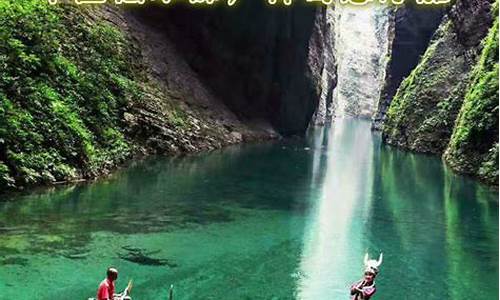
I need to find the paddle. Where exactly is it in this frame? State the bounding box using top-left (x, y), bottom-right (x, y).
top-left (116, 280), bottom-right (133, 300)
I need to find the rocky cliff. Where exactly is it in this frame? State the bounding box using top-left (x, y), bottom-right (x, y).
top-left (444, 3), bottom-right (498, 185)
top-left (372, 3), bottom-right (446, 129)
top-left (309, 7), bottom-right (337, 127)
top-left (0, 1), bottom-right (334, 190)
top-left (332, 4), bottom-right (391, 118)
top-left (382, 0), bottom-right (497, 184)
top-left (132, 2), bottom-right (335, 134)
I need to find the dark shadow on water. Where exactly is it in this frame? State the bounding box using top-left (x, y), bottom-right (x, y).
top-left (1, 256), bottom-right (29, 266)
top-left (118, 246), bottom-right (177, 267)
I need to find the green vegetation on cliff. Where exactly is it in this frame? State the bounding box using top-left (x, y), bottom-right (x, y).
top-left (445, 7), bottom-right (499, 185)
top-left (0, 0), bottom-right (197, 188)
top-left (0, 1), bottom-right (161, 189)
top-left (383, 0), bottom-right (497, 186)
top-left (382, 19), bottom-right (470, 154)
top-left (0, 0), bottom-right (274, 191)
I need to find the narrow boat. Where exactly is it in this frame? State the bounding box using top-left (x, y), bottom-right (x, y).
top-left (88, 280), bottom-right (133, 300)
top-left (88, 282), bottom-right (174, 300)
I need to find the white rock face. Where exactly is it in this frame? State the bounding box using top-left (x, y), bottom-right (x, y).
top-left (332, 3), bottom-right (390, 119)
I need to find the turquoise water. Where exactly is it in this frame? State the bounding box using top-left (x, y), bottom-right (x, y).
top-left (0, 118), bottom-right (497, 299)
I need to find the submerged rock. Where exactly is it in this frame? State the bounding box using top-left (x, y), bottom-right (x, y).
top-left (119, 246), bottom-right (177, 267)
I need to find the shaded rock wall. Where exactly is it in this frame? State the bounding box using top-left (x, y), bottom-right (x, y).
top-left (309, 7), bottom-right (337, 127)
top-left (99, 5), bottom-right (278, 151)
top-left (372, 4), bottom-right (446, 129)
top-left (133, 3), bottom-right (335, 135)
top-left (0, 1), bottom-right (337, 190)
top-left (382, 0), bottom-right (496, 184)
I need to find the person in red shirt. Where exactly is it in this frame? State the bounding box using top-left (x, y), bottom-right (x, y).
top-left (97, 267), bottom-right (118, 300)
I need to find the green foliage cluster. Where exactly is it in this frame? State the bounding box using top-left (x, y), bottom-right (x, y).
top-left (0, 0), bottom-right (143, 188)
top-left (445, 6), bottom-right (499, 185)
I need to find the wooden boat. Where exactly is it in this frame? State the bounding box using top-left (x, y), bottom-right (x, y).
top-left (88, 283), bottom-right (174, 300)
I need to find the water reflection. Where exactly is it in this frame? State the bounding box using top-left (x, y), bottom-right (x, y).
top-left (297, 118), bottom-right (498, 299)
top-left (4, 144), bottom-right (306, 221)
top-left (0, 119), bottom-right (497, 299)
top-left (365, 132), bottom-right (498, 298)
top-left (298, 118), bottom-right (376, 299)
top-left (0, 140), bottom-right (319, 299)
top-left (443, 168), bottom-right (498, 299)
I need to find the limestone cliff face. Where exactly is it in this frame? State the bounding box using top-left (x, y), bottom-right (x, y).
top-left (331, 4), bottom-right (391, 119)
top-left (382, 0), bottom-right (497, 184)
top-left (133, 3), bottom-right (336, 135)
top-left (372, 4), bottom-right (445, 130)
top-left (0, 1), bottom-right (336, 190)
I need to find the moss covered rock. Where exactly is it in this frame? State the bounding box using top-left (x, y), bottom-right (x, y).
top-left (382, 18), bottom-right (473, 153)
top-left (382, 0), bottom-right (497, 185)
top-left (373, 4), bottom-right (446, 130)
top-left (444, 5), bottom-right (499, 185)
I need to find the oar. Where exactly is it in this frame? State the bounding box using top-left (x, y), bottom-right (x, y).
top-left (168, 284), bottom-right (174, 300)
top-left (118, 280), bottom-right (133, 300)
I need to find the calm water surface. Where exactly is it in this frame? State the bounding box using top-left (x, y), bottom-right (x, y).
top-left (0, 118), bottom-right (497, 299)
